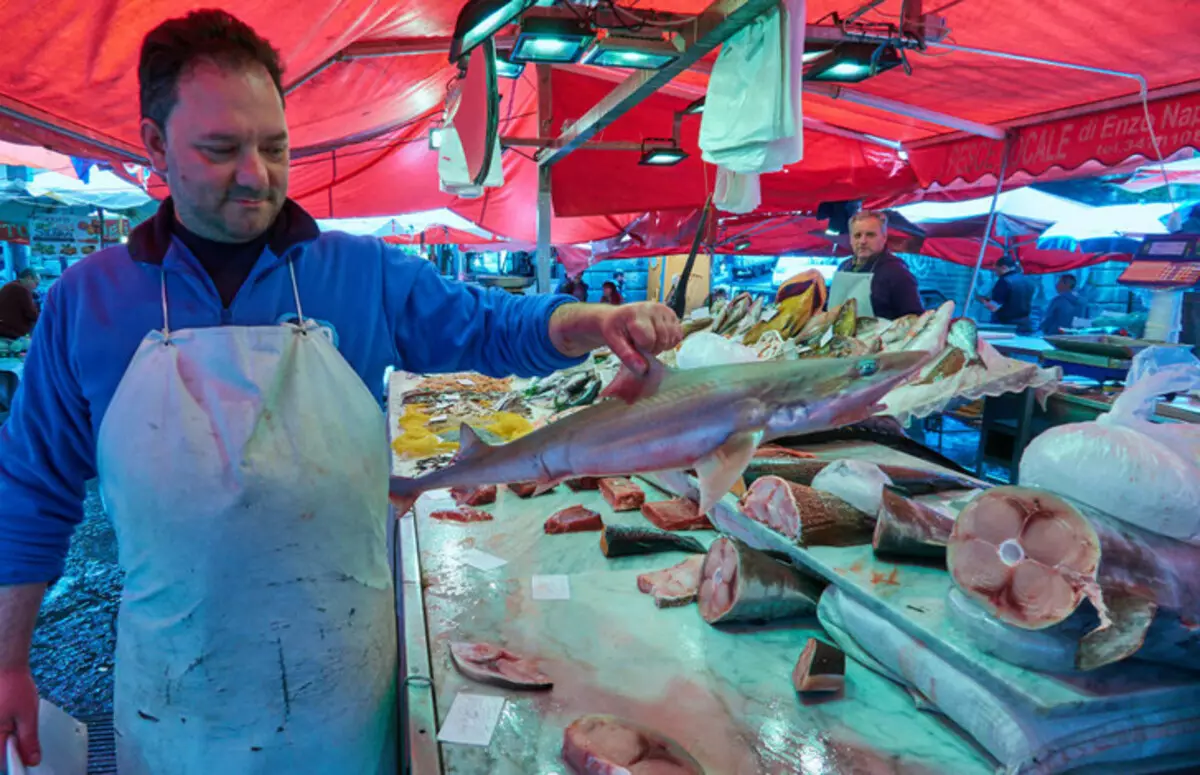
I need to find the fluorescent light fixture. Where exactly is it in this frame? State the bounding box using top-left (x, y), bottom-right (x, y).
top-left (495, 51), bottom-right (525, 78)
top-left (580, 30), bottom-right (683, 70)
top-left (734, 239), bottom-right (752, 251)
top-left (805, 43), bottom-right (902, 83)
top-left (511, 15), bottom-right (594, 63)
top-left (450, 0), bottom-right (534, 63)
top-left (429, 127), bottom-right (444, 150)
top-left (899, 148), bottom-right (910, 161)
top-left (639, 140), bottom-right (688, 166)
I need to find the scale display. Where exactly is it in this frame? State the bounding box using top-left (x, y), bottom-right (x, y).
top-left (1120, 233), bottom-right (1200, 288)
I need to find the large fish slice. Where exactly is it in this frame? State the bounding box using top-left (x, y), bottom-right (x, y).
top-left (389, 351), bottom-right (932, 517)
top-left (562, 715), bottom-right (705, 775)
top-left (697, 537), bottom-right (825, 624)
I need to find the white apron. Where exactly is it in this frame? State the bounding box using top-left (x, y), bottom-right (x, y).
top-left (827, 267), bottom-right (876, 317)
top-left (96, 262), bottom-right (397, 774)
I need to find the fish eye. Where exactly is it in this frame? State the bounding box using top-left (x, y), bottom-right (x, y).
top-left (858, 359), bottom-right (879, 377)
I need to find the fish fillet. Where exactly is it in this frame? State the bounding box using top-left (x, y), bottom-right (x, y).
top-left (872, 486), bottom-right (956, 561)
top-left (636, 556), bottom-right (705, 608)
top-left (739, 476), bottom-right (875, 546)
top-left (562, 715), bottom-right (705, 775)
top-left (431, 507), bottom-right (493, 523)
top-left (599, 478), bottom-right (646, 512)
top-left (640, 499), bottom-right (713, 531)
top-left (697, 537), bottom-right (824, 625)
top-left (451, 485), bottom-right (497, 507)
top-left (449, 642), bottom-right (552, 690)
top-left (544, 505), bottom-right (604, 534)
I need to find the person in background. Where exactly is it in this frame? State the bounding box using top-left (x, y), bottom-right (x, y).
top-left (0, 268), bottom-right (40, 341)
top-left (555, 271), bottom-right (589, 302)
top-left (1040, 274), bottom-right (1086, 335)
top-left (979, 255), bottom-right (1036, 334)
top-left (829, 211), bottom-right (923, 320)
top-left (706, 287), bottom-right (729, 308)
top-left (601, 280), bottom-right (623, 305)
top-left (0, 11), bottom-right (682, 774)
top-left (613, 270), bottom-right (626, 295)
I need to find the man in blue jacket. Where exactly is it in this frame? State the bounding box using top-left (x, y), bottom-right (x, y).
top-left (0, 10), bottom-right (681, 774)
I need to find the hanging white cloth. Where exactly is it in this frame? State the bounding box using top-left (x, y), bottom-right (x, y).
top-left (96, 261), bottom-right (397, 774)
top-left (828, 266), bottom-right (876, 317)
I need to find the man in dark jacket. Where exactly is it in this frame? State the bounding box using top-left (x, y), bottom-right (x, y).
top-left (0, 269), bottom-right (40, 340)
top-left (979, 255), bottom-right (1036, 334)
top-left (830, 211), bottom-right (923, 320)
top-left (1040, 274), bottom-right (1086, 335)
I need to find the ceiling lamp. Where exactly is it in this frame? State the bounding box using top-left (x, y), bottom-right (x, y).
top-left (449, 0), bottom-right (535, 63)
top-left (805, 43), bottom-right (902, 83)
top-left (581, 30), bottom-right (684, 70)
top-left (734, 239), bottom-right (752, 251)
top-left (639, 139), bottom-right (688, 167)
top-left (428, 125), bottom-right (444, 150)
top-left (510, 14), bottom-right (595, 63)
top-left (495, 50), bottom-right (525, 78)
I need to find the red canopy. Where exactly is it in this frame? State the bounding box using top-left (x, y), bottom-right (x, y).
top-left (381, 226), bottom-right (497, 246)
top-left (2, 1), bottom-right (1197, 217)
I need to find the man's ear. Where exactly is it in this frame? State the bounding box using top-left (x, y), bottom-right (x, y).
top-left (140, 118), bottom-right (168, 174)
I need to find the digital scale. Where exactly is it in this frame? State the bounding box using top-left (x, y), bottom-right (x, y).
top-left (1117, 232), bottom-right (1200, 287)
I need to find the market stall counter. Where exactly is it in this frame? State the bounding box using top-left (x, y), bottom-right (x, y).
top-left (388, 374), bottom-right (992, 775)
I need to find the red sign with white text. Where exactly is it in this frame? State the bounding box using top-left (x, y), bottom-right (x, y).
top-left (911, 90), bottom-right (1200, 188)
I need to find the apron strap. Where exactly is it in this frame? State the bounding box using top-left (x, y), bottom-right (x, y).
top-left (158, 259), bottom-right (307, 340)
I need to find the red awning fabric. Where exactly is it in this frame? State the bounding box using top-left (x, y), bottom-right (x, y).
top-left (920, 237), bottom-right (1130, 274)
top-left (3, 1), bottom-right (1199, 215)
top-left (381, 226), bottom-right (496, 246)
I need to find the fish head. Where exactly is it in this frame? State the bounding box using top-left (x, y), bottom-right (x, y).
top-left (765, 350), bottom-right (930, 436)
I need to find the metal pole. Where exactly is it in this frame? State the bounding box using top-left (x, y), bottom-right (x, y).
top-left (97, 207), bottom-right (106, 251)
top-left (535, 65), bottom-right (554, 295)
top-left (964, 137), bottom-right (1012, 316)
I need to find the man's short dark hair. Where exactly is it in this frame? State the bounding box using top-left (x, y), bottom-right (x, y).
top-left (1059, 274), bottom-right (1078, 290)
top-left (995, 255), bottom-right (1019, 270)
top-left (17, 268), bottom-right (39, 282)
top-left (139, 9), bottom-right (285, 129)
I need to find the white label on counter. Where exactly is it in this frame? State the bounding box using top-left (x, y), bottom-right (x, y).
top-left (460, 549), bottom-right (507, 571)
top-left (531, 574), bottom-right (571, 600)
top-left (458, 378), bottom-right (475, 386)
top-left (437, 693), bottom-right (505, 747)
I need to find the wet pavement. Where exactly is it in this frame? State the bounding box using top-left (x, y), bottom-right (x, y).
top-left (30, 480), bottom-right (120, 717)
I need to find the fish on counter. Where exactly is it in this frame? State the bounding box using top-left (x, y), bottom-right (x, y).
top-left (600, 524), bottom-right (706, 558)
top-left (451, 484), bottom-right (497, 507)
top-left (544, 505), bottom-right (604, 535)
top-left (641, 498), bottom-right (713, 531)
top-left (739, 476), bottom-right (875, 547)
top-left (711, 291), bottom-right (753, 336)
top-left (743, 456), bottom-right (982, 496)
top-left (872, 486), bottom-right (956, 561)
top-left (697, 537), bottom-right (825, 625)
top-left (449, 642), bottom-right (553, 691)
top-left (599, 477), bottom-right (646, 512)
top-left (792, 638), bottom-right (846, 694)
top-left (565, 476), bottom-right (601, 491)
top-left (636, 556), bottom-right (705, 608)
top-left (555, 372), bottom-right (602, 411)
top-left (809, 459), bottom-right (894, 519)
top-left (752, 445), bottom-right (817, 460)
top-left (430, 506), bottom-right (493, 523)
top-left (947, 486), bottom-right (1200, 669)
top-left (390, 350), bottom-right (932, 518)
top-left (507, 481), bottom-right (547, 498)
top-left (562, 715), bottom-right (705, 775)
top-left (917, 318), bottom-right (983, 385)
top-left (743, 287), bottom-right (814, 345)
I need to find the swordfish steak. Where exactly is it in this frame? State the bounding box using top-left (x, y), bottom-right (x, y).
top-left (390, 351), bottom-right (931, 518)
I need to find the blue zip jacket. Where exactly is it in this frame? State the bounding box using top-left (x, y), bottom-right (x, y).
top-left (0, 201), bottom-right (584, 585)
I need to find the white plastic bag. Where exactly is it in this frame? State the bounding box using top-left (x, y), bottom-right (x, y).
top-left (1020, 346), bottom-right (1200, 544)
top-left (712, 168), bottom-right (761, 214)
top-left (675, 332), bottom-right (759, 370)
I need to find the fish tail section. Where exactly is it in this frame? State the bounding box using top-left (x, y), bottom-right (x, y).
top-left (388, 477), bottom-right (421, 516)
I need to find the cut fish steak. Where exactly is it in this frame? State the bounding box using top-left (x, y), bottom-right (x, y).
top-left (508, 481), bottom-right (548, 498)
top-left (566, 477), bottom-right (602, 491)
top-left (743, 457), bottom-right (982, 496)
top-left (698, 537), bottom-right (824, 624)
top-left (451, 484), bottom-right (497, 507)
top-left (562, 714), bottom-right (705, 775)
top-left (431, 506), bottom-right (493, 523)
top-left (873, 486), bottom-right (956, 561)
top-left (641, 498), bottom-right (713, 531)
top-left (637, 556), bottom-right (705, 608)
top-left (792, 638), bottom-right (846, 693)
top-left (449, 642), bottom-right (553, 690)
top-left (545, 505), bottom-right (604, 534)
top-left (600, 525), bottom-right (706, 558)
top-left (739, 476), bottom-right (875, 546)
top-left (599, 477), bottom-right (646, 512)
top-left (948, 486), bottom-right (1200, 636)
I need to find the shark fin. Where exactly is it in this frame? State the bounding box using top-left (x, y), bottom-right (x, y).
top-left (599, 354), bottom-right (668, 405)
top-left (388, 477), bottom-right (420, 517)
top-left (457, 423), bottom-right (491, 460)
top-left (695, 430), bottom-right (762, 516)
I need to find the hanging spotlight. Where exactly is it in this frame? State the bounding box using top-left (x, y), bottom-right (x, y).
top-left (495, 50), bottom-right (525, 78)
top-left (449, 0), bottom-right (535, 63)
top-left (805, 43), bottom-right (902, 83)
top-left (638, 138), bottom-right (688, 166)
top-left (734, 239), bottom-right (752, 251)
top-left (580, 30), bottom-right (684, 70)
top-left (510, 14), bottom-right (595, 63)
top-left (428, 126), bottom-right (444, 150)
top-left (683, 97), bottom-right (705, 115)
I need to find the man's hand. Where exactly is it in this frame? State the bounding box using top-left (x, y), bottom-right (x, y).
top-left (549, 302), bottom-right (683, 374)
top-left (0, 666), bottom-right (40, 767)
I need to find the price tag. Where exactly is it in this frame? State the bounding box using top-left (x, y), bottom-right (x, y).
top-left (531, 574), bottom-right (571, 600)
top-left (437, 693), bottom-right (505, 747)
top-left (460, 549), bottom-right (507, 571)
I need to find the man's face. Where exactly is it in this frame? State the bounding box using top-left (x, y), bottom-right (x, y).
top-left (850, 217), bottom-right (887, 262)
top-left (20, 275), bottom-right (39, 291)
top-left (141, 60), bottom-right (289, 243)
top-left (1056, 278), bottom-right (1070, 295)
